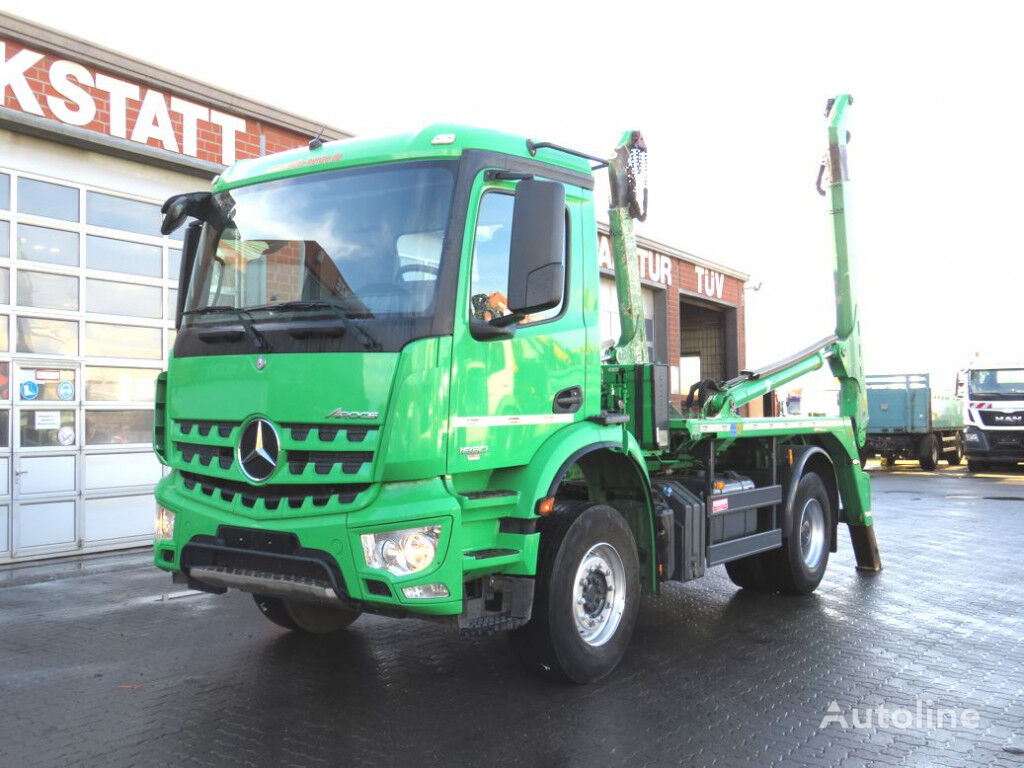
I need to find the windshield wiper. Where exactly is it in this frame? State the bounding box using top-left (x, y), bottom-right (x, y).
top-left (256, 300), bottom-right (382, 351)
top-left (185, 306), bottom-right (269, 352)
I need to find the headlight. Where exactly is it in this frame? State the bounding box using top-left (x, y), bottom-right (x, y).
top-left (155, 505), bottom-right (175, 541)
top-left (361, 525), bottom-right (441, 576)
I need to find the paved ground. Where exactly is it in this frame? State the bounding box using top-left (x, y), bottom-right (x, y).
top-left (2, 462), bottom-right (1023, 767)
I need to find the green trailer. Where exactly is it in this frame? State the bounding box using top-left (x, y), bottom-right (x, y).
top-left (152, 95), bottom-right (880, 683)
top-left (864, 373), bottom-right (964, 469)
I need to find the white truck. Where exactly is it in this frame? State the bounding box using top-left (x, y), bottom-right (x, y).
top-left (958, 365), bottom-right (1024, 472)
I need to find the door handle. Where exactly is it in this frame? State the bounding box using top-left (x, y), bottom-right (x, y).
top-left (553, 386), bottom-right (583, 414)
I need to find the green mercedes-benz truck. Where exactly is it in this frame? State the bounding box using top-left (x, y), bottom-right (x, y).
top-left (153, 95), bottom-right (880, 683)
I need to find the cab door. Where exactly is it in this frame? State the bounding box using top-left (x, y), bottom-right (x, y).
top-left (447, 173), bottom-right (587, 473)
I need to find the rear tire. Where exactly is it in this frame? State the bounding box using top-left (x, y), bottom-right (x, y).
top-left (944, 435), bottom-right (963, 466)
top-left (253, 594), bottom-right (360, 634)
top-left (726, 473), bottom-right (831, 595)
top-left (918, 434), bottom-right (939, 471)
top-left (511, 501), bottom-right (640, 684)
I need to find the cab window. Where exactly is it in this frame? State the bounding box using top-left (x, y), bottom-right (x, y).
top-left (470, 190), bottom-right (566, 325)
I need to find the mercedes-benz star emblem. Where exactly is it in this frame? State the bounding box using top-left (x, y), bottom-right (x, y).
top-left (237, 418), bottom-right (280, 482)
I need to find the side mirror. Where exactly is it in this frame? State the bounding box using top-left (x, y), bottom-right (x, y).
top-left (175, 221), bottom-right (203, 329)
top-left (161, 192), bottom-right (212, 236)
top-left (506, 179), bottom-right (565, 315)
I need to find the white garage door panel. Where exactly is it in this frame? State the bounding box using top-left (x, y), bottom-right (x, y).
top-left (18, 501), bottom-right (75, 548)
top-left (86, 452), bottom-right (162, 490)
top-left (19, 455), bottom-right (76, 495)
top-left (0, 505), bottom-right (8, 552)
top-left (0, 458), bottom-right (9, 496)
top-left (85, 495), bottom-right (152, 542)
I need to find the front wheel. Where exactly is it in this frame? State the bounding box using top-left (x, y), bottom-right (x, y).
top-left (253, 594), bottom-right (361, 634)
top-left (511, 501), bottom-right (640, 684)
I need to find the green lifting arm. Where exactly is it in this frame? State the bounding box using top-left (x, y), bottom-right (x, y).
top-left (607, 130), bottom-right (650, 366)
top-left (701, 94), bottom-right (867, 446)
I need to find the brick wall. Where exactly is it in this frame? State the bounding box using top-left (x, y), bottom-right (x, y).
top-left (2, 39), bottom-right (309, 165)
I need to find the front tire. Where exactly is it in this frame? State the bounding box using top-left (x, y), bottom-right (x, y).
top-left (511, 501), bottom-right (640, 684)
top-left (253, 594), bottom-right (360, 634)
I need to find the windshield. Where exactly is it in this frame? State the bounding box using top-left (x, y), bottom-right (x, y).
top-left (183, 161), bottom-right (456, 327)
top-left (969, 368), bottom-right (1024, 398)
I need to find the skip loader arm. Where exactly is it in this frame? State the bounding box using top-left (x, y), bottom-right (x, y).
top-left (699, 94), bottom-right (881, 572)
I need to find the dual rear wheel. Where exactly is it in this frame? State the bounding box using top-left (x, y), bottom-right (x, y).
top-left (725, 472), bottom-right (832, 595)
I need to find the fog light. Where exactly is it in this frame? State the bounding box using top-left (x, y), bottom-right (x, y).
top-left (402, 583), bottom-right (450, 599)
top-left (155, 505), bottom-right (175, 541)
top-left (965, 431), bottom-right (980, 443)
top-left (361, 525), bottom-right (441, 576)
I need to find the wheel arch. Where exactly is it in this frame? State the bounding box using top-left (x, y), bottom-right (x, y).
top-left (784, 445), bottom-right (840, 552)
top-left (498, 421), bottom-right (656, 594)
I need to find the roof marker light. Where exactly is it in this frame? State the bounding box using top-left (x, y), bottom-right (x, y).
top-left (431, 133), bottom-right (456, 145)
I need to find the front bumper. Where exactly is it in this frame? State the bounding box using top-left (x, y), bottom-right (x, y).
top-left (154, 472), bottom-right (466, 616)
top-left (964, 426), bottom-right (1024, 460)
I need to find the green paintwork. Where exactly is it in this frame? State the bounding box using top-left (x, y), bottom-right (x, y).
top-left (155, 103), bottom-right (878, 620)
top-left (213, 124), bottom-right (592, 194)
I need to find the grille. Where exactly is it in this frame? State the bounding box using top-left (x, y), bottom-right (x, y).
top-left (172, 419), bottom-right (377, 481)
top-left (283, 423), bottom-right (376, 443)
top-left (177, 442), bottom-right (234, 469)
top-left (979, 411), bottom-right (1024, 427)
top-left (286, 450), bottom-right (373, 475)
top-left (182, 471), bottom-right (370, 510)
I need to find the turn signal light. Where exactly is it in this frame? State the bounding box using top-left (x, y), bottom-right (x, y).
top-left (536, 496), bottom-right (555, 515)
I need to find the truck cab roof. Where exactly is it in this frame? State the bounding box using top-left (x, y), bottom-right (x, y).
top-left (213, 124), bottom-right (596, 193)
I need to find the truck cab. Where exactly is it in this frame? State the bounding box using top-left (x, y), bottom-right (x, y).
top-left (961, 366), bottom-right (1024, 471)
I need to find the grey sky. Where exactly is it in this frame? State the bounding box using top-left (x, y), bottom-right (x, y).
top-left (3, 0), bottom-right (1021, 388)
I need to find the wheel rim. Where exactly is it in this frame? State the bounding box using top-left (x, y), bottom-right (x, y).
top-left (798, 498), bottom-right (826, 570)
top-left (572, 542), bottom-right (627, 647)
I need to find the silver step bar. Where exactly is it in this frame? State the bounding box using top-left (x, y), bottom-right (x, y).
top-left (188, 565), bottom-right (342, 605)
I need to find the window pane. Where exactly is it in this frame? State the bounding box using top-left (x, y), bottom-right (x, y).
top-left (0, 221), bottom-right (8, 260)
top-left (167, 329), bottom-right (176, 351)
top-left (19, 409), bottom-right (75, 447)
top-left (16, 317), bottom-right (78, 355)
top-left (87, 279), bottom-right (161, 318)
top-left (85, 366), bottom-right (157, 402)
top-left (470, 192), bottom-right (565, 325)
top-left (86, 192), bottom-right (161, 237)
top-left (0, 361), bottom-right (8, 399)
top-left (0, 173), bottom-right (9, 209)
top-left (166, 289), bottom-right (178, 319)
top-left (0, 315), bottom-right (8, 353)
top-left (168, 248), bottom-right (182, 277)
top-left (84, 323), bottom-right (161, 359)
top-left (86, 235), bottom-right (161, 277)
top-left (0, 409), bottom-right (8, 448)
top-left (18, 178), bottom-right (79, 222)
top-left (17, 368), bottom-right (76, 402)
top-left (0, 267), bottom-right (8, 304)
top-left (85, 409), bottom-right (153, 445)
top-left (17, 270), bottom-right (79, 311)
top-left (17, 224), bottom-right (79, 266)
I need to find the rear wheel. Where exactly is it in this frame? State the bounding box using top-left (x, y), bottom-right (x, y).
top-left (918, 434), bottom-right (939, 471)
top-left (511, 501), bottom-right (640, 684)
top-left (726, 472), bottom-right (831, 595)
top-left (944, 435), bottom-right (964, 466)
top-left (253, 594), bottom-right (360, 634)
